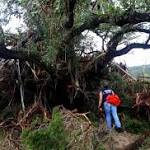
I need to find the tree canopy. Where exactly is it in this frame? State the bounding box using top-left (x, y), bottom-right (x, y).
top-left (0, 0), bottom-right (149, 73)
top-left (0, 0), bottom-right (150, 91)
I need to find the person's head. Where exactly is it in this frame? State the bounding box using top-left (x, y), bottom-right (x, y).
top-left (103, 80), bottom-right (109, 88)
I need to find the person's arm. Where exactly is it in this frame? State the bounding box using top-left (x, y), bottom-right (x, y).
top-left (98, 91), bottom-right (103, 108)
top-left (112, 91), bottom-right (115, 95)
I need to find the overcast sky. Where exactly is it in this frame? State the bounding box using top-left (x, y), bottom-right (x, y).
top-left (114, 49), bottom-right (150, 67)
top-left (3, 16), bottom-right (27, 33)
top-left (3, 17), bottom-right (150, 67)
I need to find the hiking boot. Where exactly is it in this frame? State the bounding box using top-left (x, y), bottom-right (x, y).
top-left (115, 127), bottom-right (124, 133)
top-left (105, 128), bottom-right (113, 134)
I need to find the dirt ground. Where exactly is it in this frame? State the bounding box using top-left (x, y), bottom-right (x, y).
top-left (98, 130), bottom-right (140, 150)
top-left (62, 107), bottom-right (143, 150)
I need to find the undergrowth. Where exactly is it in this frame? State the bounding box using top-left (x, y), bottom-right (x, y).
top-left (123, 114), bottom-right (150, 134)
top-left (21, 107), bottom-right (68, 150)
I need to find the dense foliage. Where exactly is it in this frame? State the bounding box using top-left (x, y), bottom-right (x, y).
top-left (0, 0), bottom-right (150, 68)
top-left (123, 114), bottom-right (150, 134)
top-left (21, 108), bottom-right (68, 150)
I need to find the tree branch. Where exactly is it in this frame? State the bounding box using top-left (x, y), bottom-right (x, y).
top-left (107, 25), bottom-right (133, 51)
top-left (145, 34), bottom-right (150, 44)
top-left (83, 25), bottom-right (150, 73)
top-left (107, 25), bottom-right (150, 52)
top-left (114, 43), bottom-right (150, 57)
top-left (71, 10), bottom-right (150, 38)
top-left (61, 9), bottom-right (150, 49)
top-left (0, 46), bottom-right (54, 74)
top-left (0, 25), bottom-right (54, 75)
top-left (64, 0), bottom-right (77, 29)
top-left (62, 14), bottom-right (101, 46)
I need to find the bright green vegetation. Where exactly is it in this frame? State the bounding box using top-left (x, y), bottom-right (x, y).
top-left (21, 108), bottom-right (68, 150)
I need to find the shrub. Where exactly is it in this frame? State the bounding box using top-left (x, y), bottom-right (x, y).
top-left (123, 115), bottom-right (150, 134)
top-left (96, 143), bottom-right (106, 150)
top-left (21, 108), bottom-right (68, 150)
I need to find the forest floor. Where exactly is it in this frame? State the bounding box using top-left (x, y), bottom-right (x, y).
top-left (0, 106), bottom-right (149, 150)
top-left (61, 107), bottom-right (149, 150)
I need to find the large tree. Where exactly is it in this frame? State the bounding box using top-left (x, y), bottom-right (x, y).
top-left (0, 0), bottom-right (150, 108)
top-left (0, 0), bottom-right (149, 69)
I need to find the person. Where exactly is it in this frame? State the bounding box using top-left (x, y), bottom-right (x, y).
top-left (119, 62), bottom-right (128, 72)
top-left (98, 81), bottom-right (123, 132)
